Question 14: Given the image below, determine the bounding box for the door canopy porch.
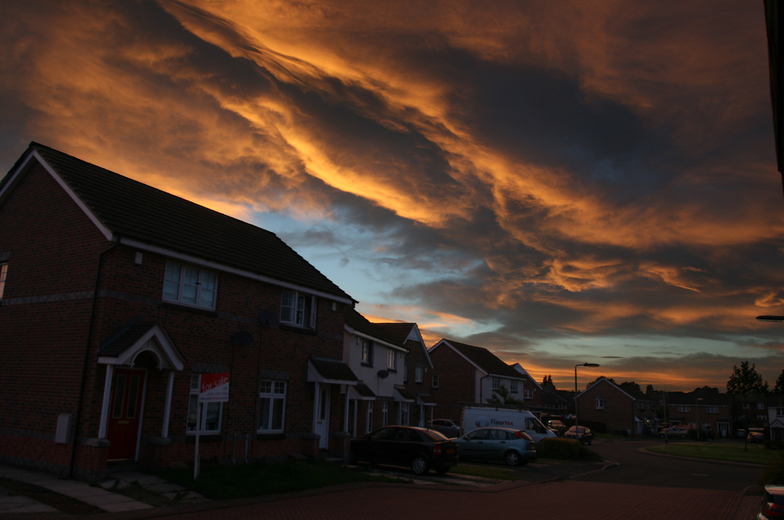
[97,319,185,371]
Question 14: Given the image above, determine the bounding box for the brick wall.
[429,344,476,422]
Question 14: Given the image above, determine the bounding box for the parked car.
[349,426,459,475]
[547,420,566,435]
[427,419,461,438]
[660,425,690,438]
[452,427,537,467]
[564,425,593,445]
[748,430,765,443]
[758,485,784,520]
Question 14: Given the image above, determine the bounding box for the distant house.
[576,378,657,436]
[428,339,526,422]
[0,143,359,479]
[663,389,732,438]
[342,310,408,436]
[374,321,436,427]
[510,363,542,408]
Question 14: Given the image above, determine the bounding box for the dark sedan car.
[452,427,537,466]
[349,426,459,475]
[564,425,593,445]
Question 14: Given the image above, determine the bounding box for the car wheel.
[505,450,521,466]
[411,456,429,476]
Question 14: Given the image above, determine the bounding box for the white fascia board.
[119,238,354,305]
[34,151,114,241]
[347,328,407,353]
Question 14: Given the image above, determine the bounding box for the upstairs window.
[510,380,518,393]
[492,377,500,390]
[387,349,397,370]
[281,290,315,329]
[0,262,6,299]
[360,339,373,364]
[595,396,605,410]
[415,366,424,383]
[163,261,217,309]
[432,374,439,388]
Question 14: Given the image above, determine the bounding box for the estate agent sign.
[194,373,230,479]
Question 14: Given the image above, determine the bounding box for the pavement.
[0,460,764,519]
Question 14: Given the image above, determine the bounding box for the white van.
[460,406,556,442]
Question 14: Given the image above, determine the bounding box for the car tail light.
[514,431,525,439]
[433,444,442,455]
[762,500,784,518]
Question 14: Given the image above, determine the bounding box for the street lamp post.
[696,397,703,440]
[574,363,600,431]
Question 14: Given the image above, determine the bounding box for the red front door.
[107,368,145,461]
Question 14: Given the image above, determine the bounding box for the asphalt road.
[570,438,763,491]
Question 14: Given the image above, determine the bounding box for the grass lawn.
[647,442,784,466]
[162,459,397,500]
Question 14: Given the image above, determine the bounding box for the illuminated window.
[387,349,397,370]
[360,339,373,364]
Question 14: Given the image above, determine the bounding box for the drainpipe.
[69,240,120,478]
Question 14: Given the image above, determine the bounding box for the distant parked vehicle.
[660,425,690,438]
[547,420,566,435]
[758,485,784,520]
[748,430,765,443]
[452,427,537,467]
[460,406,556,442]
[349,426,459,476]
[564,426,593,445]
[427,419,461,438]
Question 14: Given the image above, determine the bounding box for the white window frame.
[400,403,409,425]
[187,374,223,434]
[360,339,373,364]
[707,406,719,414]
[678,405,691,413]
[382,401,389,426]
[0,262,6,299]
[758,402,766,410]
[432,374,440,388]
[163,261,217,309]
[492,377,500,390]
[281,290,316,329]
[510,380,518,393]
[387,349,397,370]
[595,398,605,410]
[367,401,374,433]
[524,388,534,399]
[257,380,287,433]
[415,366,424,383]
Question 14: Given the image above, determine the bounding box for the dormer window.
[163,261,217,309]
[281,290,315,329]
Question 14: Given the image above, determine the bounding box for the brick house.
[510,363,543,408]
[663,388,732,438]
[374,321,436,428]
[342,309,409,436]
[0,143,360,479]
[576,378,658,436]
[428,339,527,422]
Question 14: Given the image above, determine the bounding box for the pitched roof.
[345,309,406,351]
[434,339,523,379]
[374,322,432,368]
[2,143,352,302]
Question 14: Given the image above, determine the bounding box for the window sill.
[279,323,317,336]
[185,434,223,443]
[256,433,286,441]
[162,301,217,316]
[361,362,374,368]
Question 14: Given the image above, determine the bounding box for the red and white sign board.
[199,373,229,403]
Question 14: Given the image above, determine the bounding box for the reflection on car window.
[467,429,488,440]
[370,428,397,441]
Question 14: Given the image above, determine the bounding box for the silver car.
[452,427,537,466]
[427,419,461,438]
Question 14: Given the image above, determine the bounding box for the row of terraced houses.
[0,143,781,480]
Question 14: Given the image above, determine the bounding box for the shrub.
[764,440,784,451]
[759,458,784,486]
[537,438,603,461]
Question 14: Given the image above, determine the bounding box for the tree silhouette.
[487,385,522,405]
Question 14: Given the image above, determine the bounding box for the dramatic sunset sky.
[1,0,782,391]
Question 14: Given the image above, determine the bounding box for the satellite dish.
[232,331,254,346]
[377,370,389,379]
